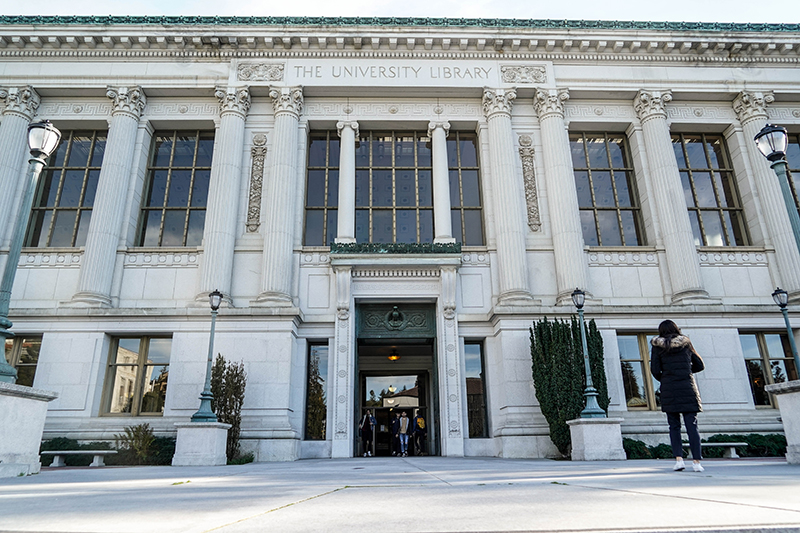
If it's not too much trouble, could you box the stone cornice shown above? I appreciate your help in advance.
[533,88,569,119]
[482,88,515,118]
[269,86,303,117]
[106,85,146,118]
[0,85,39,119]
[215,85,251,118]
[634,89,672,121]
[733,90,775,124]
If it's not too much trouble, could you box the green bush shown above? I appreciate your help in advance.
[227,452,255,465]
[211,354,248,462]
[115,423,155,465]
[623,438,651,459]
[649,443,674,459]
[40,438,112,467]
[702,433,787,458]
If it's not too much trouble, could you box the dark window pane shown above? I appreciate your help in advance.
[355,209,369,242]
[326,210,338,246]
[724,211,746,246]
[680,172,695,207]
[461,170,481,207]
[464,343,487,438]
[419,209,433,243]
[395,137,415,167]
[620,210,641,246]
[355,170,370,206]
[459,139,478,167]
[692,172,717,207]
[570,137,587,169]
[108,365,138,413]
[67,135,92,167]
[418,140,432,167]
[787,140,800,169]
[451,210,463,243]
[147,170,168,207]
[90,136,106,167]
[27,211,52,247]
[50,210,77,247]
[372,210,393,243]
[327,170,339,207]
[463,210,484,246]
[684,136,707,168]
[172,136,197,167]
[52,137,69,166]
[42,170,61,206]
[140,211,162,246]
[140,365,169,413]
[372,170,393,207]
[746,359,770,406]
[306,170,326,207]
[597,211,622,246]
[372,137,391,167]
[195,136,215,167]
[621,360,648,408]
[83,170,100,207]
[574,171,592,207]
[305,345,329,440]
[418,170,432,207]
[328,139,340,168]
[308,137,328,167]
[396,209,417,243]
[16,366,36,387]
[304,210,324,246]
[672,137,687,168]
[608,137,626,167]
[688,211,702,246]
[59,170,85,207]
[190,170,210,208]
[587,137,609,168]
[166,170,192,207]
[161,211,186,246]
[395,170,416,206]
[153,136,173,167]
[356,138,370,168]
[707,138,725,169]
[186,211,205,247]
[75,211,92,247]
[447,139,458,167]
[580,210,599,246]
[449,170,461,207]
[700,211,725,246]
[718,172,739,208]
[592,171,615,207]
[615,172,633,208]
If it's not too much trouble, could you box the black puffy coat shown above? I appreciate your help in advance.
[650,335,704,413]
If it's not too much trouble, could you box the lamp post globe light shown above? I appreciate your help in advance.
[772,287,800,374]
[0,120,61,383]
[191,289,223,422]
[571,288,606,418]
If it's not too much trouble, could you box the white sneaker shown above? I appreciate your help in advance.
[673,459,685,471]
[367,451,371,457]
[692,462,704,472]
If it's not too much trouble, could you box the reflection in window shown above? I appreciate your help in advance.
[25,131,106,248]
[784,133,800,217]
[4,336,42,387]
[303,133,339,246]
[448,133,485,246]
[304,344,329,440]
[354,131,433,244]
[137,131,214,247]
[464,342,488,437]
[617,333,660,410]
[672,133,748,246]
[104,337,171,415]
[739,332,798,407]
[364,375,418,408]
[570,132,644,246]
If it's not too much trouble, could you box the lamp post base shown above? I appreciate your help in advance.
[190,391,217,423]
[580,386,607,419]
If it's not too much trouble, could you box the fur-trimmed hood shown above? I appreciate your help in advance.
[651,335,691,349]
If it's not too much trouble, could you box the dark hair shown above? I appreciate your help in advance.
[658,320,682,350]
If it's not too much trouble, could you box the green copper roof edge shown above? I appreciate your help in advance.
[0,16,797,33]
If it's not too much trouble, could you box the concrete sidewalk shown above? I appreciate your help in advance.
[0,457,798,533]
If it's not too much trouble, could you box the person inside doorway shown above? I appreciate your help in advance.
[390,411,401,456]
[398,411,411,457]
[359,409,376,457]
[413,410,427,456]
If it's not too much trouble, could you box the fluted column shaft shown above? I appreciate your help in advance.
[258,87,303,304]
[734,91,800,294]
[482,88,533,303]
[429,121,454,243]
[335,121,358,244]
[0,87,39,246]
[634,90,707,302]
[533,88,588,301]
[197,87,251,300]
[73,86,146,306]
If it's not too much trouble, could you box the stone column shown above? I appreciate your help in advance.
[331,265,354,458]
[634,90,708,303]
[481,88,534,304]
[533,88,589,303]
[733,91,800,296]
[255,87,303,305]
[0,87,39,253]
[429,121,454,243]
[71,86,146,307]
[439,265,464,456]
[335,121,358,244]
[196,86,251,301]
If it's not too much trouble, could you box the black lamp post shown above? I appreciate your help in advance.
[772,287,800,374]
[571,288,606,418]
[0,120,61,383]
[191,289,223,422]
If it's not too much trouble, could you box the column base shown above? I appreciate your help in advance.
[334,237,356,244]
[567,417,626,461]
[252,292,294,307]
[63,291,112,308]
[497,290,540,306]
[671,288,718,305]
[434,237,456,244]
[172,422,231,466]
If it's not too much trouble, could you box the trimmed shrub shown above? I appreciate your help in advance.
[228,452,255,465]
[623,438,651,459]
[702,433,787,458]
[115,423,155,465]
[211,354,248,462]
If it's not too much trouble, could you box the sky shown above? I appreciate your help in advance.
[0,0,799,24]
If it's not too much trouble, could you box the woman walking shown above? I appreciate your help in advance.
[650,320,705,472]
[359,410,376,457]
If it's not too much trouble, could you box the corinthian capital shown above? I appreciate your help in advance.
[215,86,251,118]
[106,86,147,118]
[0,86,40,120]
[633,90,672,121]
[532,88,570,119]
[427,120,450,138]
[733,90,774,125]
[269,86,303,117]
[482,88,516,118]
[336,120,359,139]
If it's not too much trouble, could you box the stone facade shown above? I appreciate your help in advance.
[1,16,799,460]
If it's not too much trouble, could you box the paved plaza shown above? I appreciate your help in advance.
[0,457,799,533]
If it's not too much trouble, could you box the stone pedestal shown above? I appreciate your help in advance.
[765,380,800,464]
[0,382,57,477]
[567,417,626,461]
[172,422,231,466]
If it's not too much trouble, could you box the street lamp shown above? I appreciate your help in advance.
[191,289,223,422]
[571,288,606,418]
[772,287,800,374]
[0,120,61,383]
[754,124,800,256]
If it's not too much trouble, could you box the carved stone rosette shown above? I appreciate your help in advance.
[336,120,359,139]
[269,86,304,117]
[501,65,546,84]
[106,86,146,118]
[482,88,516,118]
[332,266,353,449]
[247,133,267,232]
[237,63,285,82]
[532,88,569,119]
[0,86,40,119]
[427,120,450,138]
[633,89,672,122]
[518,135,541,231]
[440,266,461,439]
[733,90,775,125]
[215,86,251,118]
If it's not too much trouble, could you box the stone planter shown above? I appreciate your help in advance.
[0,382,58,477]
[567,418,626,461]
[172,422,231,466]
[765,379,800,464]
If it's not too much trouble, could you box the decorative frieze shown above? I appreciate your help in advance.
[666,104,736,122]
[215,86,251,118]
[500,65,546,84]
[767,107,800,121]
[247,133,267,232]
[352,268,439,278]
[237,63,285,82]
[144,102,217,118]
[460,252,490,264]
[482,88,516,118]
[633,89,672,122]
[106,86,146,118]
[532,88,569,118]
[330,242,462,254]
[20,252,82,268]
[305,100,482,120]
[0,86,40,119]
[124,252,199,267]
[269,86,303,117]
[565,104,635,120]
[733,90,774,124]
[37,101,112,118]
[587,251,659,267]
[697,250,768,266]
[518,135,541,232]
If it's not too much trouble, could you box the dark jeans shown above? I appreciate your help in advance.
[667,412,701,460]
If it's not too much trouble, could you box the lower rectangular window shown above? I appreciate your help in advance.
[103,337,171,416]
[617,333,660,410]
[464,341,488,438]
[4,336,42,387]
[304,343,329,440]
[740,332,798,407]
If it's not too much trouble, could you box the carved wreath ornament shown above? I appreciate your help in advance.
[237,63,285,82]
